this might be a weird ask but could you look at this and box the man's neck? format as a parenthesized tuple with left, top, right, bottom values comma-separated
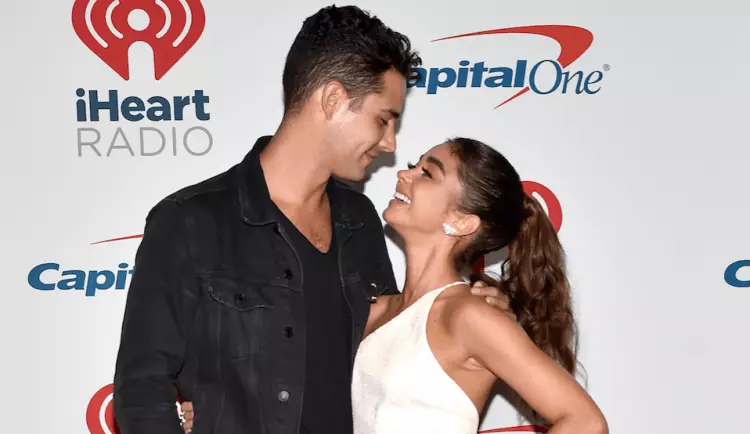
(260, 119, 331, 209)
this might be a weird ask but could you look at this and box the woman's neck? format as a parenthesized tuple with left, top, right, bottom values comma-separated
(400, 240, 464, 307)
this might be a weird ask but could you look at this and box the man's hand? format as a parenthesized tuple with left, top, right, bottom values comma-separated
(470, 280, 516, 321)
(180, 402, 193, 433)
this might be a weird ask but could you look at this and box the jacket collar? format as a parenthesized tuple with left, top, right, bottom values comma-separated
(237, 136, 363, 230)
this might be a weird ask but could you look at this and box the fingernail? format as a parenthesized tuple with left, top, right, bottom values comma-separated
(471, 288, 479, 294)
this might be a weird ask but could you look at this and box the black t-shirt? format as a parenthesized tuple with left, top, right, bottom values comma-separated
(276, 209, 353, 434)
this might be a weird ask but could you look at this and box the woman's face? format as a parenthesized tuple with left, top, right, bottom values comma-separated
(383, 142, 465, 239)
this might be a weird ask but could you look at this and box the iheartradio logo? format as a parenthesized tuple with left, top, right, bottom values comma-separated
(473, 181, 563, 273)
(84, 384, 547, 434)
(522, 181, 563, 232)
(70, 1, 213, 158)
(86, 383, 185, 434)
(71, 0, 206, 80)
(86, 384, 118, 434)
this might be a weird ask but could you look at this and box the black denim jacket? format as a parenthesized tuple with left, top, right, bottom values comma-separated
(113, 136, 398, 434)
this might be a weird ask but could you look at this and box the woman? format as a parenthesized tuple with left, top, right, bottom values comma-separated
(181, 137, 608, 434)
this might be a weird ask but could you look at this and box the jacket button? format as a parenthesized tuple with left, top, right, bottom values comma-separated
(284, 269, 293, 279)
(235, 293, 245, 305)
(284, 326, 294, 338)
(278, 390, 290, 402)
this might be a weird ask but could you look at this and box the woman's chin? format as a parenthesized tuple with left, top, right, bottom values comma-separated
(382, 206, 405, 229)
(382, 206, 396, 225)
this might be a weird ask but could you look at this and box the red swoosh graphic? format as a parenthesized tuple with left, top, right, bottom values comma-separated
(480, 425, 548, 433)
(432, 25, 594, 108)
(91, 234, 144, 245)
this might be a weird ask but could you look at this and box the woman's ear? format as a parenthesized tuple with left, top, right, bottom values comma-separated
(445, 212, 481, 237)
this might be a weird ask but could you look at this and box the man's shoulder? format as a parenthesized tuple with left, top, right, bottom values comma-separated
(147, 164, 239, 219)
(165, 165, 238, 203)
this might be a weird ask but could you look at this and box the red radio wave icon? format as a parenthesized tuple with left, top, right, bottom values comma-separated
(86, 384, 119, 434)
(521, 180, 563, 232)
(472, 180, 563, 273)
(86, 383, 186, 434)
(72, 0, 206, 80)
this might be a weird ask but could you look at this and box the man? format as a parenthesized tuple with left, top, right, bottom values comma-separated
(113, 5, 511, 434)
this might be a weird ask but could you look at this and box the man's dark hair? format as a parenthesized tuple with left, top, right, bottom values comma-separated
(282, 5, 422, 112)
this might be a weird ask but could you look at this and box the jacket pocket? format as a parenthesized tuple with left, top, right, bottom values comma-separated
(203, 275, 274, 361)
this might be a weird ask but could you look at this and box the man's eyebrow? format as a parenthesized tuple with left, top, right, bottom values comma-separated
(382, 109, 400, 119)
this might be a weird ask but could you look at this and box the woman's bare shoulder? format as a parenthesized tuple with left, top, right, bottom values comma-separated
(437, 288, 520, 339)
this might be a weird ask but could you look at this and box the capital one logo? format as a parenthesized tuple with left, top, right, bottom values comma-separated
(411, 25, 606, 108)
(71, 0, 206, 80)
(725, 260, 750, 287)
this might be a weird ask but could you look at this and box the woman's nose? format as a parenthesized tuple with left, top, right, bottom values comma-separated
(397, 169, 411, 184)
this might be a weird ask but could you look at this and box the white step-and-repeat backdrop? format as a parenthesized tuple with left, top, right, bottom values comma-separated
(2, 0, 748, 433)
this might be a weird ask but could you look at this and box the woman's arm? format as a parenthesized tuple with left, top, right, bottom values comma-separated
(448, 297, 608, 434)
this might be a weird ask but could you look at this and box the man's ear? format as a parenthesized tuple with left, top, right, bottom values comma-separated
(319, 80, 349, 120)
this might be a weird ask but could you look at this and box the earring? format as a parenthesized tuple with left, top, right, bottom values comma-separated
(442, 222, 458, 235)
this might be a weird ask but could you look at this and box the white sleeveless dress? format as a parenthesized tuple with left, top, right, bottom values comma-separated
(351, 282, 480, 434)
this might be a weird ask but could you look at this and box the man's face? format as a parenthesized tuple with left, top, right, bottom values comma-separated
(325, 69, 406, 181)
